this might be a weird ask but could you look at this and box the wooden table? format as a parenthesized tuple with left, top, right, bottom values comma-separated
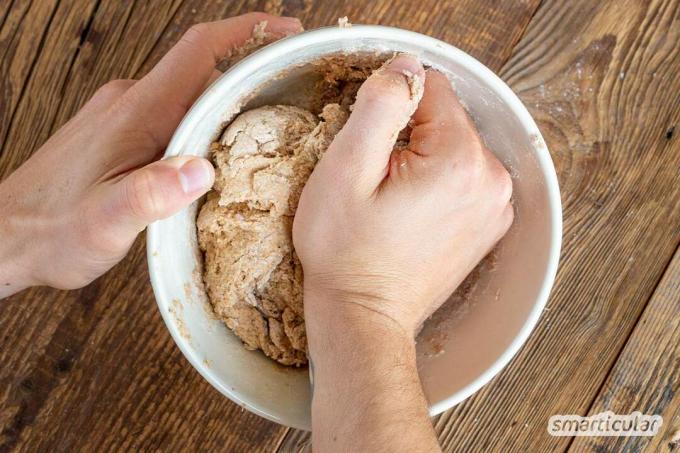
(1, 1, 678, 451)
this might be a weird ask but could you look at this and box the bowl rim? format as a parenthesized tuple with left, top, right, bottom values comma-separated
(147, 24, 563, 430)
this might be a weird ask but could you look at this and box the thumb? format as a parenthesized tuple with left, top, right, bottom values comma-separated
(106, 156, 214, 234)
(325, 55, 424, 194)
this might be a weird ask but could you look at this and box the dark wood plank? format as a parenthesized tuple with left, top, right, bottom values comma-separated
(1, 0, 678, 451)
(0, 0, 105, 180)
(0, 0, 60, 176)
(49, 1, 184, 132)
(433, 0, 680, 451)
(276, 428, 311, 453)
(569, 246, 680, 452)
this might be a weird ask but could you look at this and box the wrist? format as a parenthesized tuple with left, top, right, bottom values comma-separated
(305, 289, 437, 451)
(306, 292, 421, 397)
(303, 276, 420, 334)
(304, 287, 416, 371)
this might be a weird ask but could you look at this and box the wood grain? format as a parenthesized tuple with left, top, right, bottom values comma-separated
(0, 0, 678, 451)
(432, 0, 680, 451)
(0, 0, 60, 177)
(569, 246, 680, 452)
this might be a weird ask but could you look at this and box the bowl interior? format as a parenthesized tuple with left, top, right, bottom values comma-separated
(147, 26, 560, 430)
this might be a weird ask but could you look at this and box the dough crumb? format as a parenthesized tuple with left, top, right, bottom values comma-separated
(338, 16, 352, 28)
(403, 70, 425, 101)
(169, 299, 191, 341)
(220, 21, 283, 69)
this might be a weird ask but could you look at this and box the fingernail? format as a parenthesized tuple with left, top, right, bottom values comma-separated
(386, 55, 424, 77)
(178, 159, 214, 194)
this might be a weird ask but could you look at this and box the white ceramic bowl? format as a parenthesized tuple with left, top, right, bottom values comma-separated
(147, 25, 562, 430)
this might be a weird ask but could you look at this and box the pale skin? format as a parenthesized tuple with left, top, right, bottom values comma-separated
(0, 12, 512, 453)
(296, 56, 512, 452)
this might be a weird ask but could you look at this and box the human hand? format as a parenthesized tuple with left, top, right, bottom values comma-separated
(294, 55, 513, 338)
(0, 13, 302, 297)
(294, 55, 510, 452)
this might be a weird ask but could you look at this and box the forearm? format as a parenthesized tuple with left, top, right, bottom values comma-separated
(306, 294, 441, 452)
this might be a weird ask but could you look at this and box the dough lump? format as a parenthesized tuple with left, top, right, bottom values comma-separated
(197, 104, 348, 366)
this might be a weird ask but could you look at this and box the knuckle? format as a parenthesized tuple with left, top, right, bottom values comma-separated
(360, 72, 408, 105)
(415, 122, 442, 142)
(461, 149, 486, 180)
(125, 170, 161, 220)
(182, 23, 210, 47)
(428, 70, 453, 90)
(95, 79, 134, 99)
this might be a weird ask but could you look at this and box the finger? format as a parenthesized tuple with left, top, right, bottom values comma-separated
(127, 13, 303, 148)
(325, 55, 425, 194)
(103, 156, 214, 235)
(409, 69, 482, 158)
(205, 69, 223, 90)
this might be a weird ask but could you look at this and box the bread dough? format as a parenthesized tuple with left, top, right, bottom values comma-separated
(198, 54, 423, 366)
(220, 21, 275, 69)
(197, 104, 347, 366)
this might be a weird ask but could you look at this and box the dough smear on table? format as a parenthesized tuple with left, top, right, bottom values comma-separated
(197, 55, 424, 366)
